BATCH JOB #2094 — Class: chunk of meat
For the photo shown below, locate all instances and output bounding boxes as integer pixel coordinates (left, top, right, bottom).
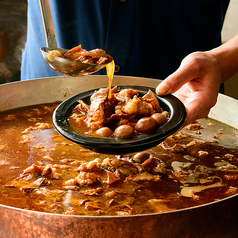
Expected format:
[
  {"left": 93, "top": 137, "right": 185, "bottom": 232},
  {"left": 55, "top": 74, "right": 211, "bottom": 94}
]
[
  {"left": 142, "top": 89, "right": 161, "bottom": 112},
  {"left": 126, "top": 172, "right": 161, "bottom": 182},
  {"left": 105, "top": 171, "right": 121, "bottom": 184},
  {"left": 81, "top": 187, "right": 104, "bottom": 196},
  {"left": 85, "top": 199, "right": 114, "bottom": 211},
  {"left": 116, "top": 95, "right": 156, "bottom": 118},
  {"left": 186, "top": 122, "right": 204, "bottom": 131},
  {"left": 85, "top": 88, "right": 108, "bottom": 129},
  {"left": 74, "top": 100, "right": 90, "bottom": 114},
  {"left": 53, "top": 45, "right": 110, "bottom": 64},
  {"left": 17, "top": 164, "right": 62, "bottom": 180},
  {"left": 75, "top": 158, "right": 102, "bottom": 172},
  {"left": 76, "top": 171, "right": 99, "bottom": 186},
  {"left": 161, "top": 142, "right": 185, "bottom": 153},
  {"left": 114, "top": 89, "right": 138, "bottom": 102},
  {"left": 35, "top": 187, "right": 66, "bottom": 199},
  {"left": 142, "top": 157, "right": 166, "bottom": 174},
  {"left": 80, "top": 48, "right": 107, "bottom": 59},
  {"left": 102, "top": 158, "right": 140, "bottom": 180},
  {"left": 80, "top": 87, "right": 118, "bottom": 130},
  {"left": 22, "top": 164, "right": 42, "bottom": 176},
  {"left": 122, "top": 96, "right": 141, "bottom": 114},
  {"left": 63, "top": 45, "right": 83, "bottom": 57}
]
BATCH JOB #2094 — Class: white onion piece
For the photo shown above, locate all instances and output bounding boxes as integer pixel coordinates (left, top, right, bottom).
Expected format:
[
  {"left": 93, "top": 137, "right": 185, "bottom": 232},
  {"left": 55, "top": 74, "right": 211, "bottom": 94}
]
[{"left": 180, "top": 182, "right": 223, "bottom": 197}]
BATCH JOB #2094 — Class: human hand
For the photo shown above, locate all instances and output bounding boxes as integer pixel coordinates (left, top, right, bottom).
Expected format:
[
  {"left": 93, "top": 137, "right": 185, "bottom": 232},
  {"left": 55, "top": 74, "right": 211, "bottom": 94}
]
[{"left": 156, "top": 51, "right": 223, "bottom": 126}]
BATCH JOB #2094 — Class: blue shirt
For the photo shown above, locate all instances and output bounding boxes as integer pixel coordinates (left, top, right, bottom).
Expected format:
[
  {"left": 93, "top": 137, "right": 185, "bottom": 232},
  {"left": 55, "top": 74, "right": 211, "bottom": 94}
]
[{"left": 21, "top": 0, "right": 230, "bottom": 81}]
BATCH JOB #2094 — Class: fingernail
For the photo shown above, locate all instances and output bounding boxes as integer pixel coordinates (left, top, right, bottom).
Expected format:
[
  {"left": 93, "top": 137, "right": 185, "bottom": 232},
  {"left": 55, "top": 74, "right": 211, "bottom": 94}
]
[{"left": 156, "top": 83, "right": 170, "bottom": 95}]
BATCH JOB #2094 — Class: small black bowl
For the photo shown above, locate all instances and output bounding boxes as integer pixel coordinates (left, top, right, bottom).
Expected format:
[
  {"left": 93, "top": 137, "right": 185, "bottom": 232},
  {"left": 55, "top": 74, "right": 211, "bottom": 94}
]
[{"left": 53, "top": 85, "right": 186, "bottom": 154}]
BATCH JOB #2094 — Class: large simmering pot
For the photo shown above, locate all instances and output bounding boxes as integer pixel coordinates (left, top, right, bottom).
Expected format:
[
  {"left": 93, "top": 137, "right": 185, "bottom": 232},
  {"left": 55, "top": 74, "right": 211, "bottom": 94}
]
[{"left": 0, "top": 76, "right": 238, "bottom": 238}]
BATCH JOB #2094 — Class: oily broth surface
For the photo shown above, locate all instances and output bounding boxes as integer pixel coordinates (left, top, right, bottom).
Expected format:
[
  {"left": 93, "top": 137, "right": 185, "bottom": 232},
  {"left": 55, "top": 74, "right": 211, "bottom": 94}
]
[
  {"left": 184, "top": 118, "right": 238, "bottom": 149},
  {"left": 0, "top": 103, "right": 238, "bottom": 215}
]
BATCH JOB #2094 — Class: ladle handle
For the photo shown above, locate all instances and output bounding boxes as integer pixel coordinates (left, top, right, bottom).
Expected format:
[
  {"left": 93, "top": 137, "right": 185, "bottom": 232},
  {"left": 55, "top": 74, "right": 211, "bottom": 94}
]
[{"left": 39, "top": 0, "right": 58, "bottom": 49}]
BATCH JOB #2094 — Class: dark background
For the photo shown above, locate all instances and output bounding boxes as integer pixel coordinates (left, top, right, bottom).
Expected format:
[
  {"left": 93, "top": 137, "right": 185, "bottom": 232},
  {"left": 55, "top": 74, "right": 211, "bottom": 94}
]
[{"left": 0, "top": 0, "right": 27, "bottom": 84}]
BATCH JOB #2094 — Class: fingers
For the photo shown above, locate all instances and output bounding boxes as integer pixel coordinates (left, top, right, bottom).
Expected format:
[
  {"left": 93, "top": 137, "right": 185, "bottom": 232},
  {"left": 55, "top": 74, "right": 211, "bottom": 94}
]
[
  {"left": 182, "top": 101, "right": 210, "bottom": 126},
  {"left": 155, "top": 51, "right": 222, "bottom": 128},
  {"left": 155, "top": 81, "right": 170, "bottom": 95},
  {"left": 156, "top": 52, "right": 209, "bottom": 96},
  {"left": 174, "top": 89, "right": 218, "bottom": 126},
  {"left": 156, "top": 64, "right": 195, "bottom": 96}
]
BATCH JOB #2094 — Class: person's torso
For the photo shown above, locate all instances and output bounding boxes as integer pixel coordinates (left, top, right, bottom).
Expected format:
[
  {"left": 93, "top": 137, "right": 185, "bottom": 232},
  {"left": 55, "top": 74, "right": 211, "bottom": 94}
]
[{"left": 21, "top": 0, "right": 230, "bottom": 80}]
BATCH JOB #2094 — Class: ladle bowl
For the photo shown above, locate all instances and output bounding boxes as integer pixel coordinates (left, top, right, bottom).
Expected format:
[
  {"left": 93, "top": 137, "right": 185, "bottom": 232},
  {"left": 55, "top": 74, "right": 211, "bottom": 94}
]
[{"left": 40, "top": 47, "right": 113, "bottom": 76}]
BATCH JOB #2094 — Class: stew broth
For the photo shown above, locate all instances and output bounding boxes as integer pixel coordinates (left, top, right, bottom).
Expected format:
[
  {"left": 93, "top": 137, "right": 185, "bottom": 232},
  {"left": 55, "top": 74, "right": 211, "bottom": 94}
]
[{"left": 0, "top": 103, "right": 238, "bottom": 216}]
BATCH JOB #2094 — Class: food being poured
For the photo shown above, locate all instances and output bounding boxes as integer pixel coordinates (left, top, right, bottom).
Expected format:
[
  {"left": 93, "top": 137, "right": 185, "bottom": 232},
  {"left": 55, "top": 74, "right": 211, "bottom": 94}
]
[{"left": 69, "top": 87, "right": 169, "bottom": 139}]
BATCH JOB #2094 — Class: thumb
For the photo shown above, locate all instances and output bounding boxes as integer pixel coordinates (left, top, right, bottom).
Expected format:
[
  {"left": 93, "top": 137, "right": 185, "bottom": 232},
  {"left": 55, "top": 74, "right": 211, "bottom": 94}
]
[
  {"left": 155, "top": 80, "right": 171, "bottom": 95},
  {"left": 156, "top": 68, "right": 190, "bottom": 95},
  {"left": 156, "top": 53, "right": 199, "bottom": 95},
  {"left": 156, "top": 58, "right": 198, "bottom": 95}
]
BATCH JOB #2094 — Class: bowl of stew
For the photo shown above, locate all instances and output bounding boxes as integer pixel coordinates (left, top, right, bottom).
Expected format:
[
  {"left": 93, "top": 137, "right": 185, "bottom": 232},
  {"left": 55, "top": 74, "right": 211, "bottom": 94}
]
[{"left": 53, "top": 85, "right": 186, "bottom": 154}]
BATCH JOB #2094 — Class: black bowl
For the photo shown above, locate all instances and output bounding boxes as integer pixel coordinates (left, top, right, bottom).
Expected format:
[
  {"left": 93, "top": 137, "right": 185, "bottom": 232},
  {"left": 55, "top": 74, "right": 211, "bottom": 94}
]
[{"left": 53, "top": 85, "right": 186, "bottom": 154}]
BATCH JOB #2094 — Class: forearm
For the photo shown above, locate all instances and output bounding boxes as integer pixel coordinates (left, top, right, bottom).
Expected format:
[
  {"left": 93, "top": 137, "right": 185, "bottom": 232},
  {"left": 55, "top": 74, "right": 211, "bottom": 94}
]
[{"left": 210, "top": 34, "right": 238, "bottom": 83}]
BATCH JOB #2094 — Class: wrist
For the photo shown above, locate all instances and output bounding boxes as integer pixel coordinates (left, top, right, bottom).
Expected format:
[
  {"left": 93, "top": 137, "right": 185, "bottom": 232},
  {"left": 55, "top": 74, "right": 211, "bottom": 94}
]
[{"left": 209, "top": 35, "right": 238, "bottom": 82}]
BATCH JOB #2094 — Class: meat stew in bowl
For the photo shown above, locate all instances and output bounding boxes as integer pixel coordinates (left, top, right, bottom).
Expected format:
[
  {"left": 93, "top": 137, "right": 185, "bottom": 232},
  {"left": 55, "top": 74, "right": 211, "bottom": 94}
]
[
  {"left": 69, "top": 86, "right": 169, "bottom": 139},
  {"left": 53, "top": 86, "right": 186, "bottom": 154}
]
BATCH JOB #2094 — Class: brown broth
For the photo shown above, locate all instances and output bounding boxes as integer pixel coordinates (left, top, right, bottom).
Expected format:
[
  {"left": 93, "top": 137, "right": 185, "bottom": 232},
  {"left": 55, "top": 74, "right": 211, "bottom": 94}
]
[{"left": 0, "top": 103, "right": 238, "bottom": 216}]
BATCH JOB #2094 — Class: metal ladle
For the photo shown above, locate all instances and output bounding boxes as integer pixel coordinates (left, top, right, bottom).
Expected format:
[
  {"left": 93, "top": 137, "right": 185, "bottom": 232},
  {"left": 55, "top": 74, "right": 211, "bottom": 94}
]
[{"left": 39, "top": 0, "right": 113, "bottom": 76}]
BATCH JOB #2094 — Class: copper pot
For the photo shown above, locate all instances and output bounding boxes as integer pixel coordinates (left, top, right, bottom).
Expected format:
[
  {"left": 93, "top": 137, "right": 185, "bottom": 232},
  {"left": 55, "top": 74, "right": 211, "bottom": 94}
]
[{"left": 0, "top": 76, "right": 238, "bottom": 238}]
